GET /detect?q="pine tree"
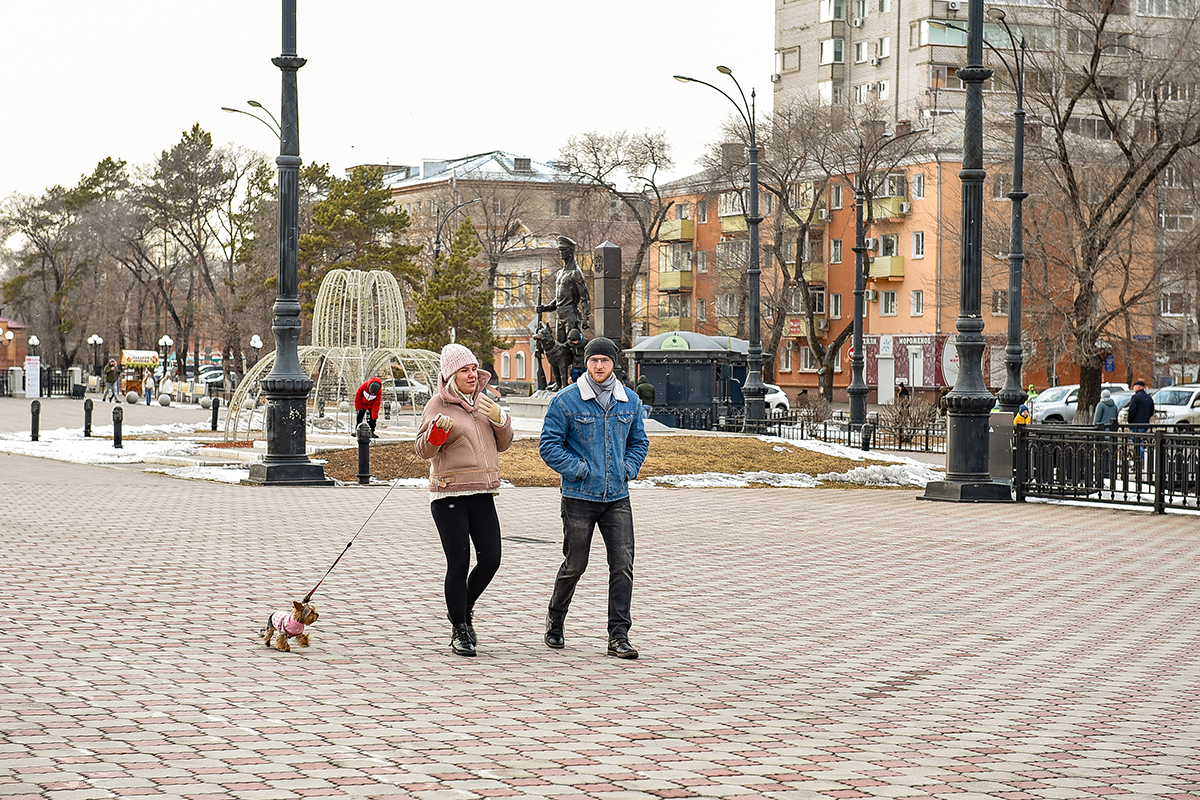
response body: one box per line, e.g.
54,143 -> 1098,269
409,219 -> 508,363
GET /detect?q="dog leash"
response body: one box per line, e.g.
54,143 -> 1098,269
301,477 -> 402,603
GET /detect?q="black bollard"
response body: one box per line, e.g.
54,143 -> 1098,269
113,405 -> 123,449
356,422 -> 372,485
31,400 -> 40,442
84,398 -> 93,437
861,422 -> 873,452
211,396 -> 220,432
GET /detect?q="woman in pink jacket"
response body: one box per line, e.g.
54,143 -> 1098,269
415,343 -> 513,657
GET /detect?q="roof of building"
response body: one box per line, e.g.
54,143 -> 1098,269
379,150 -> 583,190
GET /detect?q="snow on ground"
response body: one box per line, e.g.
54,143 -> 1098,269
0,420 -> 944,488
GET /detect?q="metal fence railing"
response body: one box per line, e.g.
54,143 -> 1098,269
1015,423 -> 1200,514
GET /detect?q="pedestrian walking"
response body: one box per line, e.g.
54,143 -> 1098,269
636,373 -> 656,419
1093,389 -> 1119,427
415,344 -> 513,657
1127,379 -> 1155,465
538,336 -> 650,659
143,371 -> 155,406
102,359 -> 119,402
353,377 -> 384,438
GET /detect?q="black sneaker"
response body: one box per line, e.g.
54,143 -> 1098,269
544,615 -> 565,649
607,639 -> 638,659
451,624 -> 476,657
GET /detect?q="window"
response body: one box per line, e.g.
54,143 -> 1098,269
911,289 -> 924,316
930,65 -> 993,91
878,80 -> 890,101
855,0 -> 868,17
831,239 -> 843,263
993,173 -> 1011,200
1160,292 -> 1186,315
610,197 -> 623,220
697,299 -> 707,322
1138,0 -> 1196,17
855,83 -> 871,105
819,0 -> 846,21
832,183 -> 844,209
789,182 -> 815,208
634,276 -> 646,313
854,41 -> 869,63
922,21 -> 968,46
658,243 -> 692,272
780,343 -> 792,372
880,233 -> 899,257
912,173 -> 926,199
1158,207 -> 1195,231
819,38 -> 845,65
881,291 -> 898,316
1066,117 -> 1115,141
717,240 -> 749,271
790,286 -> 825,314
697,201 -> 709,223
500,353 -> 511,379
830,293 -> 843,319
677,202 -> 691,220
515,352 -> 526,380
912,231 -> 925,258
992,289 -> 1010,316
658,294 -> 691,319
878,0 -> 890,11
884,173 -> 907,197
818,80 -> 846,105
878,36 -> 891,58
696,250 -> 708,273
716,294 -> 738,317
718,190 -> 743,217
555,198 -> 572,217
776,46 -> 801,73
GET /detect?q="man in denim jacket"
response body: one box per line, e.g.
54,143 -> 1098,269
539,336 -> 649,659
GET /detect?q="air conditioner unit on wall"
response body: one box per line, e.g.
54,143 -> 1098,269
771,73 -> 782,83
817,208 -> 829,221
853,17 -> 864,26
865,289 -> 879,302
870,56 -> 879,66
947,0 -> 961,9
816,318 -> 830,331
863,237 -> 878,250
899,201 -> 912,214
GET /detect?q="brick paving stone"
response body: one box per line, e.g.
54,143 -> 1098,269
2,431 -> 1199,800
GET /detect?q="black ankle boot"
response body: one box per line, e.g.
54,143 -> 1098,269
451,624 -> 476,657
465,608 -> 477,646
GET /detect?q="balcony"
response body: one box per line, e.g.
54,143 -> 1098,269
658,317 -> 693,332
785,261 -> 826,282
660,219 -> 695,241
721,214 -> 748,233
658,271 -> 694,291
869,197 -> 911,219
868,255 -> 904,280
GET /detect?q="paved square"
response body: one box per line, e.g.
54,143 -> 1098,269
2,449 -> 1198,799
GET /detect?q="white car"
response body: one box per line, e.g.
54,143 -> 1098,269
1147,384 -> 1200,428
763,383 -> 790,414
1031,382 -> 1128,423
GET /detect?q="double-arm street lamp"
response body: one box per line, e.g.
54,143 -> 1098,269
222,100 -> 282,138
432,197 -> 484,265
247,0 -> 330,486
88,333 -> 104,375
157,334 -> 174,375
923,0 -> 1011,502
28,334 -> 39,356
931,14 -> 1028,415
848,126 -> 927,427
675,66 -> 765,425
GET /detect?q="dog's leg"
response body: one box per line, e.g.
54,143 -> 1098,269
273,631 -> 291,652
263,615 -> 275,647
296,633 -> 310,647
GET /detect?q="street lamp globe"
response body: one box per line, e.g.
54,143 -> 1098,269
28,334 -> 39,354
250,334 -> 264,365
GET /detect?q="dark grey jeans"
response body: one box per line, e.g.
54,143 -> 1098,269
548,495 -> 635,640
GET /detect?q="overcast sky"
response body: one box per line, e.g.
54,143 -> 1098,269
1,1 -> 774,200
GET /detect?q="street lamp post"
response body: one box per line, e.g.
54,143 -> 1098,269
28,334 -> 39,356
157,334 -> 174,376
433,197 -> 483,265
247,0 -> 331,486
250,334 -> 264,366
88,334 -> 104,376
675,66 -> 765,425
923,0 -> 1011,502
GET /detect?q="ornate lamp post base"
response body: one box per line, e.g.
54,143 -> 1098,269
246,462 -> 332,485
922,479 -> 1012,502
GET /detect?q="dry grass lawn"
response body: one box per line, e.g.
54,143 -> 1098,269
319,434 -> 895,487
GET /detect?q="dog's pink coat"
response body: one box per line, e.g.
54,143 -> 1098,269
270,610 -> 306,637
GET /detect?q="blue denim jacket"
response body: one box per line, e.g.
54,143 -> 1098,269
539,380 -> 650,502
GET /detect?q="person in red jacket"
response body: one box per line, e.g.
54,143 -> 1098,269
354,377 -> 384,438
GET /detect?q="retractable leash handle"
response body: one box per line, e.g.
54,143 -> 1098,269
301,475 -> 402,603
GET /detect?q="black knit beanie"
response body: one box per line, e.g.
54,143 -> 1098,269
583,337 -> 620,362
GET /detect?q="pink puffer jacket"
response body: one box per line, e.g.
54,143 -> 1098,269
414,368 -> 513,493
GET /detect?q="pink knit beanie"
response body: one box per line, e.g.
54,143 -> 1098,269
440,343 -> 478,381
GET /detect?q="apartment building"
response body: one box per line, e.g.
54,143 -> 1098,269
773,0 -> 1193,390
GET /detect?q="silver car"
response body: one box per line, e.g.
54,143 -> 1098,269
1031,382 -> 1128,423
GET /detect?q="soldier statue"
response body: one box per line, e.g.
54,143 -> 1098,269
536,235 -> 592,344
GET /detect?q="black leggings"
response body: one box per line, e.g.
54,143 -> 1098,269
430,493 -> 502,626
355,409 -> 376,431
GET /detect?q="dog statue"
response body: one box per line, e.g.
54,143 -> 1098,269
262,600 -> 319,652
535,323 -> 574,390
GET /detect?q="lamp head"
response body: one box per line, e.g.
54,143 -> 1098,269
716,65 -> 732,75
221,107 -> 238,114
247,99 -> 264,109
986,7 -> 1006,20
673,75 -> 693,83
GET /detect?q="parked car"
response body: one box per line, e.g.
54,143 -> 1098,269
1145,384 -> 1200,428
1031,382 -> 1128,423
392,377 -> 430,404
763,383 -> 790,414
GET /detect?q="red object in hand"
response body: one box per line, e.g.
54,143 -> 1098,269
428,426 -> 448,446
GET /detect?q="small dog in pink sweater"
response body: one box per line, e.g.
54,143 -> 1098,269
262,600 -> 320,652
